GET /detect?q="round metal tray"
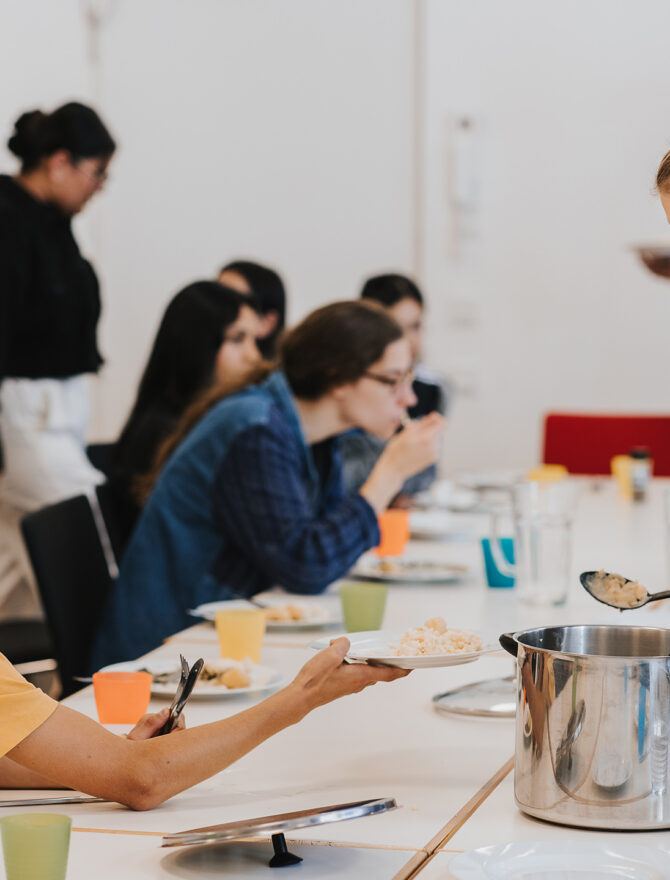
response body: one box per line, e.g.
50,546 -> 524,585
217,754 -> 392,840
433,676 -> 515,718
162,797 -> 397,848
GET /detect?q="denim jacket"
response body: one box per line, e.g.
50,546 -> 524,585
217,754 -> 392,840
91,372 -> 379,668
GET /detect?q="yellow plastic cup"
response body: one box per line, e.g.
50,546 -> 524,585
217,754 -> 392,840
374,509 -> 410,557
526,464 -> 568,482
1,813 -> 71,880
92,670 -> 152,724
611,455 -> 633,499
215,608 -> 267,662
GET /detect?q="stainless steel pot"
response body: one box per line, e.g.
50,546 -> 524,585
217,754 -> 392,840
500,625 -> 670,829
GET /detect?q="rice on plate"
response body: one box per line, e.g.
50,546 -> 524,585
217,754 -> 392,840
390,616 -> 482,656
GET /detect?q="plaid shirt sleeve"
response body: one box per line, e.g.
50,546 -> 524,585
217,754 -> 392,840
211,417 -> 380,594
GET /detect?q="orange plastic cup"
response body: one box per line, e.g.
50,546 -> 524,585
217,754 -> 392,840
92,671 -> 152,724
374,509 -> 410,557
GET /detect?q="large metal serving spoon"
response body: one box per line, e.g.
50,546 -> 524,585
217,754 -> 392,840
580,570 -> 670,610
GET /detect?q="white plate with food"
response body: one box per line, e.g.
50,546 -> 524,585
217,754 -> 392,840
349,557 -> 468,584
310,618 -> 498,669
189,599 -> 342,630
101,658 -> 284,698
448,840 -> 670,879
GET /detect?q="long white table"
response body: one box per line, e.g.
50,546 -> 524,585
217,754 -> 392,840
2,478 -> 670,879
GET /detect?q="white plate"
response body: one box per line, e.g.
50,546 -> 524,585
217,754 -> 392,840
189,599 -> 342,630
448,841 -> 670,879
101,659 -> 284,698
415,481 -> 479,512
409,510 -> 453,539
457,469 -> 523,491
310,630 -> 498,670
349,557 -> 467,584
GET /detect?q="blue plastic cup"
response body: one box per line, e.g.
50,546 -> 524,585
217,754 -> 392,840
481,537 -> 515,588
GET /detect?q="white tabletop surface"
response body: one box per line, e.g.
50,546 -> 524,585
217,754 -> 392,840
0,830 -> 417,880
3,477 -> 670,879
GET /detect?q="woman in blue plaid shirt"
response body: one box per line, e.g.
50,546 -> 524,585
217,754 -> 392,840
92,301 -> 444,667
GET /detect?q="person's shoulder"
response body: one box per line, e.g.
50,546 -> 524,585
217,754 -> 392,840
183,384 -> 286,459
207,383 -> 276,429
0,178 -> 35,245
0,176 -> 27,215
0,178 -> 20,224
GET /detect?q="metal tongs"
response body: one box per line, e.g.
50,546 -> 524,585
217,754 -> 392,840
156,654 -> 204,736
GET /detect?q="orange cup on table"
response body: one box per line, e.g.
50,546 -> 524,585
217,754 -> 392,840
215,608 -> 267,663
374,509 -> 410,557
92,671 -> 152,724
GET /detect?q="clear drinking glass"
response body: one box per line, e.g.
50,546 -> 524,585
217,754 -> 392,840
490,480 -> 576,606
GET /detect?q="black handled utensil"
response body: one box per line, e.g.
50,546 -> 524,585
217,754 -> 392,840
156,656 -> 204,736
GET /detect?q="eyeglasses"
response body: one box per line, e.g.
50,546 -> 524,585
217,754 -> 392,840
72,160 -> 109,185
364,368 -> 415,393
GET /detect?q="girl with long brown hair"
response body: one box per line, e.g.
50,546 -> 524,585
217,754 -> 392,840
91,301 -> 444,668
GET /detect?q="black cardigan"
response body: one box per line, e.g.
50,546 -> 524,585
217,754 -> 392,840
0,175 -> 102,381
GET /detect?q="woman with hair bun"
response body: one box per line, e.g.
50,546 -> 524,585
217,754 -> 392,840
0,102 -> 115,616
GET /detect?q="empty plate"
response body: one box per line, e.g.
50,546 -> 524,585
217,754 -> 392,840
449,840 -> 670,879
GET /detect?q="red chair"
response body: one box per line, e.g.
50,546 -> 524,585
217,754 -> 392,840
542,413 -> 670,476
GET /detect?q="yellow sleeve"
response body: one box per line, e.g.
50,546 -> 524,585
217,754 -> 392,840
0,653 -> 58,758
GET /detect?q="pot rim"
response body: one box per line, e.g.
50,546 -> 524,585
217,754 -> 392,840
503,623 -> 670,661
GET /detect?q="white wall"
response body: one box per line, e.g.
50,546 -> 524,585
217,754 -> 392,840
2,0 -> 415,440
421,0 -> 670,472
0,2 -> 90,154
3,1 -> 670,472
92,0 -> 416,439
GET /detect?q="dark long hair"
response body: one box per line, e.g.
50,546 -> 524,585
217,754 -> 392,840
116,281 -> 257,483
136,300 -> 401,501
360,273 -> 424,308
8,102 -> 116,172
220,260 -> 286,358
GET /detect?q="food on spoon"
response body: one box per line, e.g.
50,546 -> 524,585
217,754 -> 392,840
590,569 -> 648,608
390,616 -> 482,656
263,602 -> 325,622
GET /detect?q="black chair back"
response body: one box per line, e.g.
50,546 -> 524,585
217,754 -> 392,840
21,495 -> 112,696
95,482 -> 138,566
85,442 -> 115,478
0,620 -> 53,665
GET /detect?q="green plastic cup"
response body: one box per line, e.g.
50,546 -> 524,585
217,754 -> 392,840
1,813 -> 72,880
339,582 -> 388,632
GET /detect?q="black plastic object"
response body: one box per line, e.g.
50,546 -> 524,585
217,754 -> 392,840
0,619 -> 53,665
269,833 -> 303,868
21,495 -> 112,696
499,632 -> 518,657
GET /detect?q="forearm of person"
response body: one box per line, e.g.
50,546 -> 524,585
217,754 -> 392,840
360,414 -> 445,513
0,757 -> 65,789
358,467 -> 403,514
7,687 -> 308,811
